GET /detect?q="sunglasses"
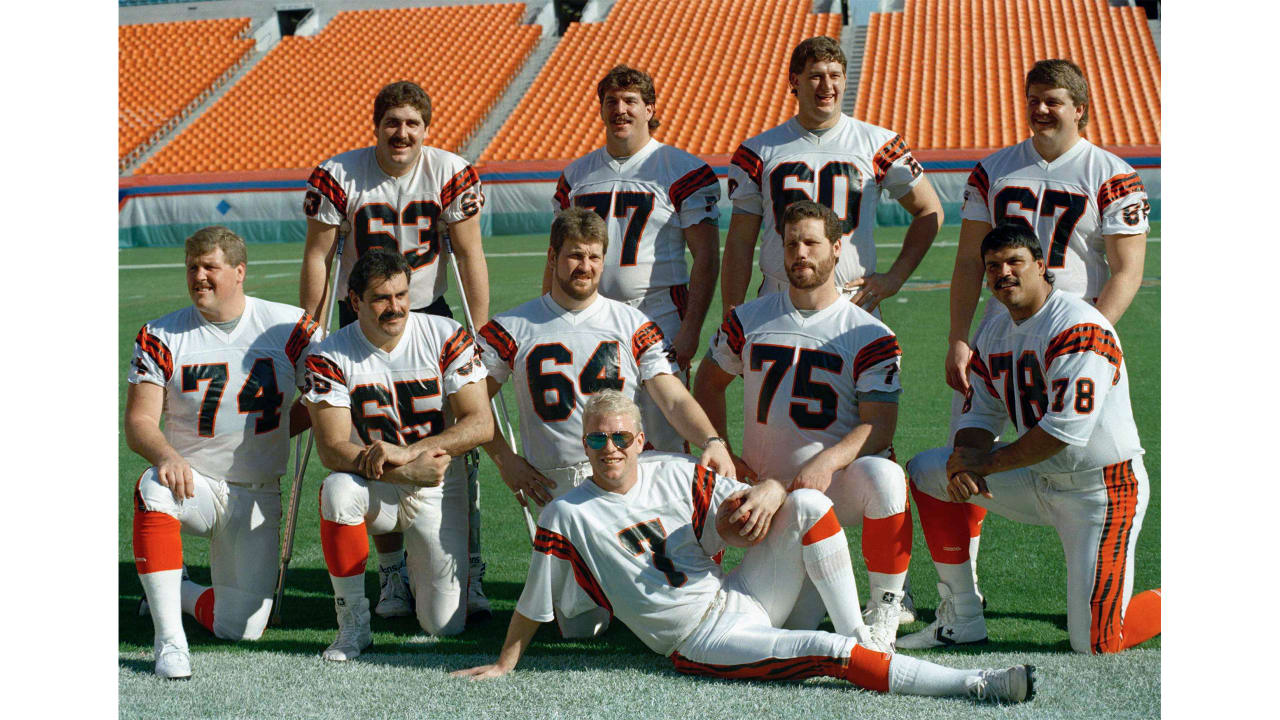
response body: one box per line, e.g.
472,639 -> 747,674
583,431 -> 638,451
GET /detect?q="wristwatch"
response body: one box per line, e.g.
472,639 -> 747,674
701,436 -> 727,451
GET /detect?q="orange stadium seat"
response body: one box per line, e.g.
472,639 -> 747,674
480,0 -> 842,162
119,17 -> 253,166
135,4 -> 539,175
853,0 -> 1159,150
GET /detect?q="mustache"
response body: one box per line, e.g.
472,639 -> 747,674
379,310 -> 407,322
995,277 -> 1018,289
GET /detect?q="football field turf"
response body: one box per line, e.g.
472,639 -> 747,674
118,223 -> 1161,718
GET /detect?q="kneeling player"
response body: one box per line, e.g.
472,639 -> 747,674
453,391 -> 1035,704
127,227 -> 321,679
304,250 -> 493,660
899,224 -> 1160,654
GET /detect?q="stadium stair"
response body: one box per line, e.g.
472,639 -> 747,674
460,32 -> 562,162
841,22 -> 867,116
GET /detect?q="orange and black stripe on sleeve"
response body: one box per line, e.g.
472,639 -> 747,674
669,164 -> 718,213
729,144 -> 763,189
533,527 -> 613,614
690,464 -> 716,540
478,319 -> 518,369
1089,459 -> 1140,654
1045,323 -> 1123,384
286,313 -> 321,367
306,166 -> 348,219
872,134 -> 910,185
1097,172 -> 1145,212
718,310 -> 746,356
631,321 -> 666,362
135,325 -> 174,382
966,162 -> 990,205
304,354 -> 346,386
553,174 -> 572,210
440,165 -> 481,210
852,335 -> 902,383
439,327 -> 476,371
968,349 -> 1000,399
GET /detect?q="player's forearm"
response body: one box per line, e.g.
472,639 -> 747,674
493,610 -> 543,672
949,222 -> 990,342
953,427 -> 997,454
300,224 -> 338,320
124,413 -> 183,468
720,214 -> 761,310
681,222 -> 720,336
288,398 -> 311,438
883,206 -> 940,289
406,411 -> 494,460
981,426 -> 1067,475
691,362 -> 730,444
661,387 -> 720,449
313,438 -> 366,475
454,253 -> 491,328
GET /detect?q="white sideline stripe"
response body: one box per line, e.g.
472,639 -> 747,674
119,236 -> 1161,270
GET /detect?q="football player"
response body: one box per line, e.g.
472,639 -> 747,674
127,226 -> 321,679
299,80 -> 492,623
940,58 -> 1152,601
721,36 -> 943,314
549,65 -> 721,451
899,223 -> 1160,654
694,201 -> 911,648
303,249 -> 493,661
452,391 -> 1036,705
475,208 -> 734,639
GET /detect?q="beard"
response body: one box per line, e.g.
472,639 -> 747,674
786,253 -> 837,290
556,270 -> 598,301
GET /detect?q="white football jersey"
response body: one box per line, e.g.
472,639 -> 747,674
961,138 -> 1150,301
708,293 -> 902,483
129,297 -> 320,486
553,139 -> 720,303
476,294 -> 680,471
303,145 -> 484,310
727,114 -> 924,292
302,313 -> 487,452
516,454 -> 748,655
960,290 -> 1143,473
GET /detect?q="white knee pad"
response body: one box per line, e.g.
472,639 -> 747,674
904,446 -> 951,501
852,456 -> 907,519
211,585 -> 272,641
137,468 -> 220,533
784,488 -> 835,528
320,472 -> 370,525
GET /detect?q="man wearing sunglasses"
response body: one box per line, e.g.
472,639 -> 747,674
476,208 -> 734,638
694,200 -> 912,651
454,391 -> 1035,705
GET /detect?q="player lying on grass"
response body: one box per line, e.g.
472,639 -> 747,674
900,223 -> 1160,654
127,226 -> 321,679
303,249 -> 493,661
453,391 -> 1035,704
694,201 -> 912,648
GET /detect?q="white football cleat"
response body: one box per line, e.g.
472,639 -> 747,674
896,582 -> 988,649
899,579 -> 917,625
154,640 -> 192,680
852,623 -> 893,654
322,597 -> 372,662
967,665 -> 1036,703
862,589 -> 903,653
467,560 -> 491,625
375,558 -> 413,619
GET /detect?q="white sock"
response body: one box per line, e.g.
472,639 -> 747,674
139,569 -> 187,648
802,533 -> 865,636
377,549 -> 405,571
888,654 -> 975,696
969,535 -> 982,587
179,579 -> 209,616
936,560 -> 978,597
329,573 -> 365,602
867,572 -> 907,606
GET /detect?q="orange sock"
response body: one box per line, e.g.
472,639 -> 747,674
1121,588 -> 1161,650
845,644 -> 891,693
193,588 -> 216,633
320,518 -> 369,577
909,481 -> 971,563
132,504 -> 183,575
862,512 -> 912,574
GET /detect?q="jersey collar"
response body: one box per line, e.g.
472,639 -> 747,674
196,296 -> 253,344
605,138 -> 660,172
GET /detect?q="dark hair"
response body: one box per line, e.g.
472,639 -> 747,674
788,36 -> 845,76
185,225 -> 246,268
373,81 -> 432,128
596,64 -> 660,131
1025,59 -> 1089,131
781,200 -> 841,244
550,207 -> 608,255
980,222 -> 1055,285
348,248 -> 411,298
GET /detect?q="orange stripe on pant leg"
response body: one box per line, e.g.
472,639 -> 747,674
193,588 -> 215,633
1090,461 -> 1138,654
802,507 -> 843,545
910,480 -> 972,563
845,645 -> 891,693
861,512 -> 912,573
320,518 -> 369,577
132,488 -> 183,574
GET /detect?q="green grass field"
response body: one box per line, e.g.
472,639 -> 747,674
118,223 -> 1160,718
